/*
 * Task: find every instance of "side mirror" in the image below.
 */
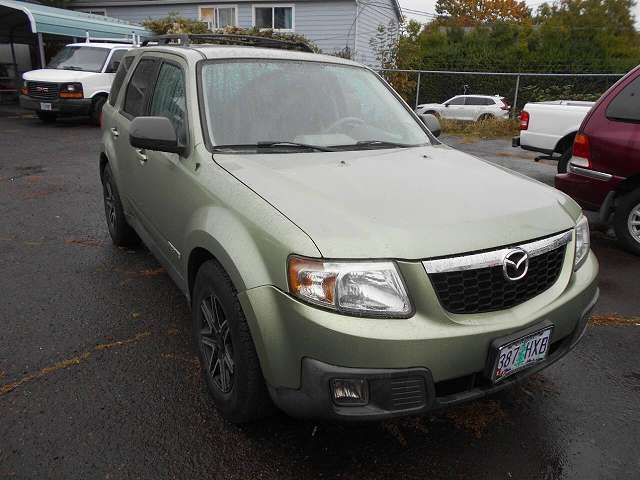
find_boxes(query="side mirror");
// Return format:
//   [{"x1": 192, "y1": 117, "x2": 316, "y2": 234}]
[
  {"x1": 105, "y1": 61, "x2": 120, "y2": 73},
  {"x1": 421, "y1": 113, "x2": 441, "y2": 138},
  {"x1": 444, "y1": 103, "x2": 449, "y2": 108},
  {"x1": 129, "y1": 116, "x2": 184, "y2": 155}
]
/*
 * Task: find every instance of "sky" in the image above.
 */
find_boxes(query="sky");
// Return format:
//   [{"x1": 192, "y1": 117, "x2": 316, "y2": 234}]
[{"x1": 398, "y1": 0, "x2": 640, "y2": 28}]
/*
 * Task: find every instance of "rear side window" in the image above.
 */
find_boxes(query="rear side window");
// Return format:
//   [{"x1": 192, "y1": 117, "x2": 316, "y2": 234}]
[
  {"x1": 123, "y1": 58, "x2": 158, "y2": 118},
  {"x1": 109, "y1": 55, "x2": 134, "y2": 106},
  {"x1": 606, "y1": 75, "x2": 640, "y2": 122}
]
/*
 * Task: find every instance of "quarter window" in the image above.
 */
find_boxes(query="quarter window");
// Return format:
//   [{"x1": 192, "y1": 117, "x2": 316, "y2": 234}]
[
  {"x1": 123, "y1": 58, "x2": 158, "y2": 118},
  {"x1": 254, "y1": 5, "x2": 294, "y2": 30},
  {"x1": 199, "y1": 5, "x2": 237, "y2": 29},
  {"x1": 150, "y1": 63, "x2": 187, "y2": 146},
  {"x1": 606, "y1": 75, "x2": 640, "y2": 123}
]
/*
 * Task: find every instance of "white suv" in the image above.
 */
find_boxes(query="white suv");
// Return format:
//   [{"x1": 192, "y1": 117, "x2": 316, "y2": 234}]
[
  {"x1": 20, "y1": 39, "x2": 134, "y2": 124},
  {"x1": 417, "y1": 95, "x2": 511, "y2": 122}
]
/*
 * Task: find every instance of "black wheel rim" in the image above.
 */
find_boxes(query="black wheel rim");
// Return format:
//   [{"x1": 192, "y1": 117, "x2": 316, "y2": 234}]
[
  {"x1": 199, "y1": 295, "x2": 234, "y2": 394},
  {"x1": 103, "y1": 181, "x2": 116, "y2": 231}
]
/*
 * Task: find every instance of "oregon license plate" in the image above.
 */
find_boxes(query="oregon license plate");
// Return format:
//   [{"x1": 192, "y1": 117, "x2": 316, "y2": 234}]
[
  {"x1": 40, "y1": 102, "x2": 52, "y2": 111},
  {"x1": 491, "y1": 326, "x2": 553, "y2": 382}
]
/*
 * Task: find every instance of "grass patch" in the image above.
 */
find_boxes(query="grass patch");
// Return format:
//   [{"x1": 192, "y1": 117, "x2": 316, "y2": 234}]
[{"x1": 440, "y1": 117, "x2": 519, "y2": 140}]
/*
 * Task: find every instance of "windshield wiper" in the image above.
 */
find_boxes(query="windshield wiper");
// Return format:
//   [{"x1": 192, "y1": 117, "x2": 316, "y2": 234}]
[
  {"x1": 61, "y1": 66, "x2": 83, "y2": 71},
  {"x1": 212, "y1": 142, "x2": 336, "y2": 153},
  {"x1": 352, "y1": 140, "x2": 414, "y2": 149}
]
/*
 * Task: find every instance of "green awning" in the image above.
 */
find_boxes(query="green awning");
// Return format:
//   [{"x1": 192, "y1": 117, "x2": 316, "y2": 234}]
[{"x1": 0, "y1": 0, "x2": 149, "y2": 43}]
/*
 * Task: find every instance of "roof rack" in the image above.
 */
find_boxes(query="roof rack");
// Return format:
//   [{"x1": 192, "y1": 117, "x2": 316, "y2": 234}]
[{"x1": 140, "y1": 34, "x2": 314, "y2": 53}]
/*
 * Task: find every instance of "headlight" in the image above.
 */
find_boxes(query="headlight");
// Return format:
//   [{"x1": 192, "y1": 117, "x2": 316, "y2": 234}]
[
  {"x1": 287, "y1": 256, "x2": 412, "y2": 317},
  {"x1": 574, "y1": 215, "x2": 590, "y2": 271},
  {"x1": 59, "y1": 83, "x2": 84, "y2": 98}
]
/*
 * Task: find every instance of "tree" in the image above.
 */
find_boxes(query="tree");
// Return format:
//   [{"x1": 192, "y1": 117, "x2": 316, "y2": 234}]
[{"x1": 435, "y1": 0, "x2": 531, "y2": 25}]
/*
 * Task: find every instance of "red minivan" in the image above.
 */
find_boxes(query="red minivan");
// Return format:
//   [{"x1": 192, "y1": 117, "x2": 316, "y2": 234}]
[{"x1": 555, "y1": 65, "x2": 640, "y2": 255}]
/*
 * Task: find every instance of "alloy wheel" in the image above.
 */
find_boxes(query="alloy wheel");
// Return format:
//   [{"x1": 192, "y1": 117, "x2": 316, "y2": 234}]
[
  {"x1": 628, "y1": 202, "x2": 640, "y2": 244},
  {"x1": 199, "y1": 295, "x2": 235, "y2": 394}
]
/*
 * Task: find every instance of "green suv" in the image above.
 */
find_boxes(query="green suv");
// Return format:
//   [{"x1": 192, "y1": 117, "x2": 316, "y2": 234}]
[{"x1": 100, "y1": 35, "x2": 599, "y2": 422}]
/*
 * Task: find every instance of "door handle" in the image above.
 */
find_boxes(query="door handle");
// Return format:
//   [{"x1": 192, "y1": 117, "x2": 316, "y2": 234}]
[
  {"x1": 110, "y1": 127, "x2": 119, "y2": 138},
  {"x1": 135, "y1": 149, "x2": 147, "y2": 163}
]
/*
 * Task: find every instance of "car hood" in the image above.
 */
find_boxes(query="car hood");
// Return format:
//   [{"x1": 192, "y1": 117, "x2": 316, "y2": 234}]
[
  {"x1": 23, "y1": 69, "x2": 100, "y2": 82},
  {"x1": 215, "y1": 145, "x2": 579, "y2": 259}
]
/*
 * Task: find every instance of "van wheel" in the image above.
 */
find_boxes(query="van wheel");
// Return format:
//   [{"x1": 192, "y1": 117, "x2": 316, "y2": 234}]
[
  {"x1": 557, "y1": 145, "x2": 572, "y2": 174},
  {"x1": 192, "y1": 260, "x2": 273, "y2": 423},
  {"x1": 101, "y1": 164, "x2": 139, "y2": 247},
  {"x1": 37, "y1": 111, "x2": 57, "y2": 123},
  {"x1": 90, "y1": 96, "x2": 106, "y2": 126},
  {"x1": 613, "y1": 189, "x2": 640, "y2": 256}
]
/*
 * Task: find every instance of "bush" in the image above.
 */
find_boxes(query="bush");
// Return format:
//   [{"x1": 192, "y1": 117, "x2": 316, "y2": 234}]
[{"x1": 440, "y1": 117, "x2": 519, "y2": 139}]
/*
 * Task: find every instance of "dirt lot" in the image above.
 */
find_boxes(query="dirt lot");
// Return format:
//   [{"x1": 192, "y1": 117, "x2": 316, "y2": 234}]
[{"x1": 1, "y1": 109, "x2": 639, "y2": 479}]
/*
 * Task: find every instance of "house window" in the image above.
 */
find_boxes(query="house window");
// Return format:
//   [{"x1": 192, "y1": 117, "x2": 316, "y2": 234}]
[
  {"x1": 199, "y1": 5, "x2": 238, "y2": 29},
  {"x1": 79, "y1": 8, "x2": 107, "y2": 16},
  {"x1": 253, "y1": 5, "x2": 294, "y2": 30}
]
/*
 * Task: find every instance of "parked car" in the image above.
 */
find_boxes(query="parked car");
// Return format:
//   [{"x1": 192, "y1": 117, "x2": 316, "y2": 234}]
[
  {"x1": 556, "y1": 65, "x2": 640, "y2": 255},
  {"x1": 20, "y1": 38, "x2": 134, "y2": 124},
  {"x1": 100, "y1": 35, "x2": 598, "y2": 423},
  {"x1": 416, "y1": 95, "x2": 510, "y2": 122},
  {"x1": 513, "y1": 100, "x2": 594, "y2": 173}
]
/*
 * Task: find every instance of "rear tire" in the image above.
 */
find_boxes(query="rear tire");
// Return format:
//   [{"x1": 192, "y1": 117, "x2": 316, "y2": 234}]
[
  {"x1": 37, "y1": 111, "x2": 57, "y2": 123},
  {"x1": 613, "y1": 189, "x2": 640, "y2": 256},
  {"x1": 90, "y1": 96, "x2": 106, "y2": 126},
  {"x1": 192, "y1": 260, "x2": 273, "y2": 423},
  {"x1": 101, "y1": 164, "x2": 140, "y2": 247},
  {"x1": 557, "y1": 145, "x2": 572, "y2": 174},
  {"x1": 478, "y1": 113, "x2": 494, "y2": 122}
]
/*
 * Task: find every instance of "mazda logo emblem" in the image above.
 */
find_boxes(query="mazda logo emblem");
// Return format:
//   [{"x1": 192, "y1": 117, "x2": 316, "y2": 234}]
[{"x1": 503, "y1": 248, "x2": 529, "y2": 281}]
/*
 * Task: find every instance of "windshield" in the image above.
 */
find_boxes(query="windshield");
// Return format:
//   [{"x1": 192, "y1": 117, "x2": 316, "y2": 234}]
[
  {"x1": 200, "y1": 60, "x2": 431, "y2": 151},
  {"x1": 47, "y1": 46, "x2": 110, "y2": 73}
]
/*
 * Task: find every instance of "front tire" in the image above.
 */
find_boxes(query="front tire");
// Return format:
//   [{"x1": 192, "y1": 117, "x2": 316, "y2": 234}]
[
  {"x1": 614, "y1": 189, "x2": 640, "y2": 256},
  {"x1": 101, "y1": 164, "x2": 139, "y2": 247},
  {"x1": 192, "y1": 260, "x2": 272, "y2": 423},
  {"x1": 36, "y1": 111, "x2": 57, "y2": 123}
]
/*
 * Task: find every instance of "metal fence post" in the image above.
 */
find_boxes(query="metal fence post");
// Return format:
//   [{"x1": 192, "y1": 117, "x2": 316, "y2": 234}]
[
  {"x1": 415, "y1": 71, "x2": 421, "y2": 110},
  {"x1": 512, "y1": 74, "x2": 520, "y2": 119}
]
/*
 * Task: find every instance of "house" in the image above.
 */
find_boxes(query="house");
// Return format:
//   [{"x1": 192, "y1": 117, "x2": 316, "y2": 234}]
[{"x1": 69, "y1": 0, "x2": 402, "y2": 66}]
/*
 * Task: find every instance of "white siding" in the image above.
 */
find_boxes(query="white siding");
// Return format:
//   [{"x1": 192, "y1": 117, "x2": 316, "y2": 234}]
[
  {"x1": 354, "y1": 0, "x2": 399, "y2": 66},
  {"x1": 71, "y1": 1, "x2": 358, "y2": 56}
]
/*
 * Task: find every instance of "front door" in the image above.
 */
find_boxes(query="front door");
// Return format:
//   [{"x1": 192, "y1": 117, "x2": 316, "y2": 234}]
[{"x1": 442, "y1": 96, "x2": 466, "y2": 120}]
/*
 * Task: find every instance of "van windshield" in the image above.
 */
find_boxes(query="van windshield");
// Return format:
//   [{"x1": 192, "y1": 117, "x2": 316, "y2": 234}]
[
  {"x1": 47, "y1": 46, "x2": 110, "y2": 73},
  {"x1": 200, "y1": 59, "x2": 431, "y2": 152}
]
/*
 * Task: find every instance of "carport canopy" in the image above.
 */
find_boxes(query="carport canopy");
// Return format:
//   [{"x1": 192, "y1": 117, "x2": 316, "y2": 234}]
[{"x1": 0, "y1": 0, "x2": 148, "y2": 43}]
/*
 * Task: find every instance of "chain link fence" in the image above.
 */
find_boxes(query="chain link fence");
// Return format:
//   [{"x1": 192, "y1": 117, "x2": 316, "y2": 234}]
[{"x1": 378, "y1": 69, "x2": 625, "y2": 117}]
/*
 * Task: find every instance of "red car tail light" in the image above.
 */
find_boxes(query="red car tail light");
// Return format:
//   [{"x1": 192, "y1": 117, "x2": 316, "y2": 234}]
[
  {"x1": 572, "y1": 133, "x2": 591, "y2": 167},
  {"x1": 519, "y1": 111, "x2": 529, "y2": 130}
]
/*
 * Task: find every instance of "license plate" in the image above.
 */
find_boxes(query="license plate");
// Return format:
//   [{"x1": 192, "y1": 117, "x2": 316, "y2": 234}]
[
  {"x1": 40, "y1": 102, "x2": 52, "y2": 111},
  {"x1": 491, "y1": 326, "x2": 553, "y2": 382}
]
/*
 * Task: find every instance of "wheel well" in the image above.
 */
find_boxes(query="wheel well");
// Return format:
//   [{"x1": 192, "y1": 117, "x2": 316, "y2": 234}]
[
  {"x1": 615, "y1": 173, "x2": 640, "y2": 197},
  {"x1": 99, "y1": 152, "x2": 108, "y2": 181},
  {"x1": 188, "y1": 247, "x2": 216, "y2": 302},
  {"x1": 554, "y1": 132, "x2": 576, "y2": 154}
]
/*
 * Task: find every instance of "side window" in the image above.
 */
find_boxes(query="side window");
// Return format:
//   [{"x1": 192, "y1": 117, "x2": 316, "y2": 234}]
[
  {"x1": 149, "y1": 62, "x2": 187, "y2": 146},
  {"x1": 123, "y1": 58, "x2": 158, "y2": 118},
  {"x1": 105, "y1": 49, "x2": 126, "y2": 73},
  {"x1": 606, "y1": 75, "x2": 640, "y2": 122},
  {"x1": 465, "y1": 97, "x2": 483, "y2": 106},
  {"x1": 109, "y1": 55, "x2": 134, "y2": 106},
  {"x1": 446, "y1": 97, "x2": 465, "y2": 106}
]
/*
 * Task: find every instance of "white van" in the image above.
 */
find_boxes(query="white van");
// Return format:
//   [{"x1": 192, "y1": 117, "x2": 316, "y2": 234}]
[{"x1": 20, "y1": 38, "x2": 135, "y2": 124}]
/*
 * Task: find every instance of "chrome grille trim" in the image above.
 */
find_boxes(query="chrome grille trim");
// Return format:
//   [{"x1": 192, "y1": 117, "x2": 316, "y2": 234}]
[
  {"x1": 422, "y1": 230, "x2": 573, "y2": 274},
  {"x1": 26, "y1": 81, "x2": 60, "y2": 101}
]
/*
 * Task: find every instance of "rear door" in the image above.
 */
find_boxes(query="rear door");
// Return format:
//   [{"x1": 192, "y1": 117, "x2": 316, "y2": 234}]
[
  {"x1": 586, "y1": 71, "x2": 640, "y2": 177},
  {"x1": 465, "y1": 97, "x2": 485, "y2": 121}
]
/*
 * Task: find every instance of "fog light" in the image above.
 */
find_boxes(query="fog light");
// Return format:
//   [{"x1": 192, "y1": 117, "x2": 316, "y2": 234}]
[{"x1": 331, "y1": 378, "x2": 368, "y2": 406}]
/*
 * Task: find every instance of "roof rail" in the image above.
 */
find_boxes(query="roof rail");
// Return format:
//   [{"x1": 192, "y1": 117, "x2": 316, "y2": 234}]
[{"x1": 140, "y1": 34, "x2": 314, "y2": 53}]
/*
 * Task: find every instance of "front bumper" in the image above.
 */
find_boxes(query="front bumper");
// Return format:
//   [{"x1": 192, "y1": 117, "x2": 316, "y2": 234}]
[
  {"x1": 238, "y1": 249, "x2": 598, "y2": 420},
  {"x1": 19, "y1": 95, "x2": 93, "y2": 115},
  {"x1": 271, "y1": 288, "x2": 597, "y2": 420}
]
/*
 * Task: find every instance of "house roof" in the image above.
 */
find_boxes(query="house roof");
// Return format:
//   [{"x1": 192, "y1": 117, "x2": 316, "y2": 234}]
[{"x1": 0, "y1": 0, "x2": 148, "y2": 43}]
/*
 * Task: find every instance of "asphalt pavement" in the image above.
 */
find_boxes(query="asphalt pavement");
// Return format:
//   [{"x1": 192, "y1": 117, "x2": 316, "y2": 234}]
[{"x1": 1, "y1": 108, "x2": 639, "y2": 479}]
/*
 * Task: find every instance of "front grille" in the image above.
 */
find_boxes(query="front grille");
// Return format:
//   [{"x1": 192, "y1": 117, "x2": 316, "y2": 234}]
[
  {"x1": 390, "y1": 376, "x2": 427, "y2": 410},
  {"x1": 428, "y1": 244, "x2": 567, "y2": 314},
  {"x1": 27, "y1": 81, "x2": 59, "y2": 100}
]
